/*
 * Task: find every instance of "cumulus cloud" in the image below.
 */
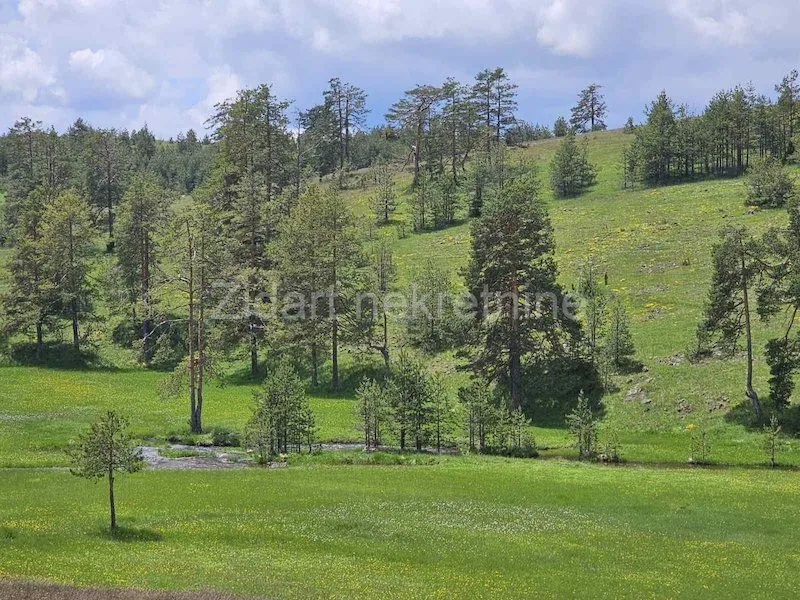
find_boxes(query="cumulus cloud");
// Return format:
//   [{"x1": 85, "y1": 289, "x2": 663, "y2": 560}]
[
  {"x1": 186, "y1": 65, "x2": 243, "y2": 131},
  {"x1": 68, "y1": 47, "x2": 154, "y2": 99},
  {"x1": 0, "y1": 0, "x2": 798, "y2": 136},
  {"x1": 0, "y1": 34, "x2": 55, "y2": 102}
]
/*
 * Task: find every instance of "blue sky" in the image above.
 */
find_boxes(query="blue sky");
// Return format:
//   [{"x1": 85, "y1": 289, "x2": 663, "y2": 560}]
[{"x1": 1, "y1": 0, "x2": 798, "y2": 138}]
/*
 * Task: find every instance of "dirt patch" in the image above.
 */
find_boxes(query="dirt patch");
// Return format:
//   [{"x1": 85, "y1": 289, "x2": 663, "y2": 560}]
[
  {"x1": 0, "y1": 580, "x2": 259, "y2": 600},
  {"x1": 138, "y1": 446, "x2": 252, "y2": 470},
  {"x1": 657, "y1": 353, "x2": 684, "y2": 366}
]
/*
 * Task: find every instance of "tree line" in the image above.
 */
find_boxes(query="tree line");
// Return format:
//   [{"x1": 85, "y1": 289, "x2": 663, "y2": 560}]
[
  {"x1": 623, "y1": 70, "x2": 800, "y2": 186},
  {"x1": 0, "y1": 70, "x2": 637, "y2": 437}
]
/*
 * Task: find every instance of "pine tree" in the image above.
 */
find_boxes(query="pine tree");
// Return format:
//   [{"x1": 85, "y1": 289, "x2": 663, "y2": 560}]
[
  {"x1": 86, "y1": 128, "x2": 129, "y2": 246},
  {"x1": 550, "y1": 131, "x2": 597, "y2": 197},
  {"x1": 1, "y1": 186, "x2": 56, "y2": 359},
  {"x1": 566, "y1": 390, "x2": 598, "y2": 459},
  {"x1": 386, "y1": 85, "x2": 441, "y2": 184},
  {"x1": 159, "y1": 199, "x2": 227, "y2": 433},
  {"x1": 275, "y1": 185, "x2": 365, "y2": 390},
  {"x1": 697, "y1": 227, "x2": 764, "y2": 420},
  {"x1": 577, "y1": 259, "x2": 607, "y2": 357},
  {"x1": 472, "y1": 68, "x2": 518, "y2": 151},
  {"x1": 352, "y1": 238, "x2": 395, "y2": 368},
  {"x1": 603, "y1": 295, "x2": 635, "y2": 371},
  {"x1": 636, "y1": 91, "x2": 677, "y2": 184},
  {"x1": 115, "y1": 172, "x2": 169, "y2": 360},
  {"x1": 40, "y1": 189, "x2": 95, "y2": 351},
  {"x1": 465, "y1": 172, "x2": 578, "y2": 410},
  {"x1": 355, "y1": 378, "x2": 389, "y2": 451},
  {"x1": 745, "y1": 155, "x2": 795, "y2": 208},
  {"x1": 324, "y1": 78, "x2": 369, "y2": 171},
  {"x1": 386, "y1": 351, "x2": 434, "y2": 450},
  {"x1": 243, "y1": 362, "x2": 311, "y2": 459},
  {"x1": 553, "y1": 116, "x2": 569, "y2": 138},
  {"x1": 458, "y1": 379, "x2": 495, "y2": 452},
  {"x1": 404, "y1": 257, "x2": 457, "y2": 352},
  {"x1": 68, "y1": 411, "x2": 142, "y2": 531},
  {"x1": 570, "y1": 84, "x2": 607, "y2": 132},
  {"x1": 371, "y1": 163, "x2": 396, "y2": 224}
]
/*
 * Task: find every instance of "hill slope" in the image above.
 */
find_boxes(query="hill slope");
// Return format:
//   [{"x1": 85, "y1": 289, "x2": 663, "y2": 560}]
[{"x1": 1, "y1": 130, "x2": 799, "y2": 467}]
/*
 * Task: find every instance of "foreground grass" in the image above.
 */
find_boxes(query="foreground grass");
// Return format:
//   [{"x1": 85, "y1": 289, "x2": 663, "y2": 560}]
[{"x1": 1, "y1": 458, "x2": 799, "y2": 599}]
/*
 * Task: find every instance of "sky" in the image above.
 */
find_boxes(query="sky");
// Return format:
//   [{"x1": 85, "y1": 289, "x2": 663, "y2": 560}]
[{"x1": 0, "y1": 0, "x2": 798, "y2": 138}]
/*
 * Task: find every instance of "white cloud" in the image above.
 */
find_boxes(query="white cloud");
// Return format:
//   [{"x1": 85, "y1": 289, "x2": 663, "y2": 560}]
[
  {"x1": 68, "y1": 47, "x2": 154, "y2": 99},
  {"x1": 668, "y1": 0, "x2": 794, "y2": 47},
  {"x1": 1, "y1": 0, "x2": 799, "y2": 136},
  {"x1": 535, "y1": 0, "x2": 604, "y2": 57},
  {"x1": 186, "y1": 65, "x2": 243, "y2": 131},
  {"x1": 0, "y1": 34, "x2": 55, "y2": 102}
]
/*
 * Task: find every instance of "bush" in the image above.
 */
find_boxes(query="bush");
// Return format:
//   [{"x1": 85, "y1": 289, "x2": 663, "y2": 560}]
[
  {"x1": 211, "y1": 427, "x2": 241, "y2": 448},
  {"x1": 687, "y1": 424, "x2": 712, "y2": 465},
  {"x1": 746, "y1": 156, "x2": 795, "y2": 208},
  {"x1": 566, "y1": 391, "x2": 598, "y2": 459}
]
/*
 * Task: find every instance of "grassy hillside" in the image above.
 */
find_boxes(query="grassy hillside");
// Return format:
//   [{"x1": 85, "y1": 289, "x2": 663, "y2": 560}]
[{"x1": 1, "y1": 130, "x2": 799, "y2": 468}]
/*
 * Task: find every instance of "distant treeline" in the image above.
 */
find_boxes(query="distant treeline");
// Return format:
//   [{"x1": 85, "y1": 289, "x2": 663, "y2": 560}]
[{"x1": 622, "y1": 70, "x2": 800, "y2": 187}]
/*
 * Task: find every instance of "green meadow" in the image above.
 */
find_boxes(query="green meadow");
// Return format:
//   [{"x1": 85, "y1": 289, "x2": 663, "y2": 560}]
[{"x1": 1, "y1": 459, "x2": 799, "y2": 599}]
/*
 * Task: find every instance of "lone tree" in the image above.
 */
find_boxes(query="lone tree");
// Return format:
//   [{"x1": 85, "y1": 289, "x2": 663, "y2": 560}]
[
  {"x1": 553, "y1": 116, "x2": 569, "y2": 137},
  {"x1": 570, "y1": 84, "x2": 607, "y2": 132},
  {"x1": 696, "y1": 227, "x2": 764, "y2": 420},
  {"x1": 371, "y1": 163, "x2": 397, "y2": 224},
  {"x1": 550, "y1": 131, "x2": 597, "y2": 198},
  {"x1": 68, "y1": 411, "x2": 142, "y2": 532},
  {"x1": 604, "y1": 295, "x2": 636, "y2": 371}
]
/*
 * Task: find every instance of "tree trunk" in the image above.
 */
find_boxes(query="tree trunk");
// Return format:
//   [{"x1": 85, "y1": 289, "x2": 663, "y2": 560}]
[
  {"x1": 71, "y1": 299, "x2": 80, "y2": 351},
  {"x1": 108, "y1": 469, "x2": 116, "y2": 531},
  {"x1": 36, "y1": 321, "x2": 43, "y2": 360},
  {"x1": 195, "y1": 243, "x2": 206, "y2": 434},
  {"x1": 508, "y1": 276, "x2": 522, "y2": 411},
  {"x1": 741, "y1": 250, "x2": 763, "y2": 421},
  {"x1": 187, "y1": 222, "x2": 199, "y2": 433},
  {"x1": 311, "y1": 343, "x2": 319, "y2": 387},
  {"x1": 381, "y1": 312, "x2": 390, "y2": 369},
  {"x1": 250, "y1": 328, "x2": 259, "y2": 378},
  {"x1": 331, "y1": 316, "x2": 339, "y2": 391}
]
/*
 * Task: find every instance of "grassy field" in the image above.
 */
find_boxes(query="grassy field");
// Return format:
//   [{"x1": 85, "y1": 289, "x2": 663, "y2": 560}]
[{"x1": 1, "y1": 458, "x2": 800, "y2": 599}]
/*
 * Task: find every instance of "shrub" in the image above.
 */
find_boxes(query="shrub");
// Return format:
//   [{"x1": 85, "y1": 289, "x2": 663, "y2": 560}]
[
  {"x1": 687, "y1": 424, "x2": 711, "y2": 465},
  {"x1": 746, "y1": 156, "x2": 795, "y2": 208},
  {"x1": 211, "y1": 427, "x2": 241, "y2": 448},
  {"x1": 598, "y1": 427, "x2": 622, "y2": 463},
  {"x1": 566, "y1": 391, "x2": 598, "y2": 459},
  {"x1": 764, "y1": 414, "x2": 782, "y2": 468}
]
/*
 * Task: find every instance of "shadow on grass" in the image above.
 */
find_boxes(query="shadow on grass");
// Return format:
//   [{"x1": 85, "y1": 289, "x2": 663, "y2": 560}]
[
  {"x1": 94, "y1": 526, "x2": 164, "y2": 543},
  {"x1": 522, "y1": 357, "x2": 605, "y2": 427},
  {"x1": 5, "y1": 343, "x2": 123, "y2": 372}
]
